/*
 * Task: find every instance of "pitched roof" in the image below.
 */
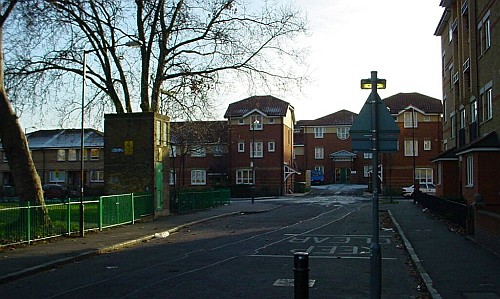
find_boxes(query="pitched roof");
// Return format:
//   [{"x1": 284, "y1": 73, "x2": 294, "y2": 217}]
[
  {"x1": 296, "y1": 110, "x2": 357, "y2": 126},
  {"x1": 224, "y1": 95, "x2": 293, "y2": 118},
  {"x1": 383, "y1": 93, "x2": 442, "y2": 114},
  {"x1": 456, "y1": 131, "x2": 499, "y2": 155},
  {"x1": 26, "y1": 129, "x2": 104, "y2": 149}
]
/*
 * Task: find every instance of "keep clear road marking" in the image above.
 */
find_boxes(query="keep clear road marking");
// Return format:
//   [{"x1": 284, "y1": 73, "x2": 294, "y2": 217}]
[{"x1": 250, "y1": 234, "x2": 398, "y2": 260}]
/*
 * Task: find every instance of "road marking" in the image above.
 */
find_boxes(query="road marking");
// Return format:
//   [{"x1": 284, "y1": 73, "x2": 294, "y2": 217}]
[
  {"x1": 273, "y1": 279, "x2": 316, "y2": 287},
  {"x1": 248, "y1": 254, "x2": 398, "y2": 260}
]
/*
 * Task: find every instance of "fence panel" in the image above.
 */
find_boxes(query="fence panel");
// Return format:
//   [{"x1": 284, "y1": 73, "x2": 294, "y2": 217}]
[
  {"x1": 172, "y1": 189, "x2": 230, "y2": 213},
  {"x1": 414, "y1": 192, "x2": 467, "y2": 227}
]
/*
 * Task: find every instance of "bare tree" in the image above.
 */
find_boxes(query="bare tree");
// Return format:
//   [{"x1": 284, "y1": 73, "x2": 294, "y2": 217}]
[
  {"x1": 5, "y1": 0, "x2": 308, "y2": 124},
  {"x1": 0, "y1": 0, "x2": 49, "y2": 220}
]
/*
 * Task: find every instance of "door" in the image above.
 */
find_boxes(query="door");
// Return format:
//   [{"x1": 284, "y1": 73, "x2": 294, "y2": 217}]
[{"x1": 155, "y1": 162, "x2": 163, "y2": 211}]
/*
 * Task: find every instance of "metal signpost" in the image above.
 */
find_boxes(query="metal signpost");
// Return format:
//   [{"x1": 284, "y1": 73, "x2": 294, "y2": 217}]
[{"x1": 351, "y1": 71, "x2": 399, "y2": 299}]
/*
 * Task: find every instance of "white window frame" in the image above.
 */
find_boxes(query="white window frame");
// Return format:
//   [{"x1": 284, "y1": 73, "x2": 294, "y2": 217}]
[
  {"x1": 313, "y1": 127, "x2": 324, "y2": 138},
  {"x1": 68, "y1": 149, "x2": 77, "y2": 161},
  {"x1": 416, "y1": 168, "x2": 433, "y2": 183},
  {"x1": 364, "y1": 153, "x2": 372, "y2": 159},
  {"x1": 238, "y1": 142, "x2": 245, "y2": 153},
  {"x1": 404, "y1": 140, "x2": 418, "y2": 157},
  {"x1": 450, "y1": 114, "x2": 456, "y2": 139},
  {"x1": 238, "y1": 119, "x2": 244, "y2": 125},
  {"x1": 250, "y1": 115, "x2": 263, "y2": 130},
  {"x1": 337, "y1": 127, "x2": 350, "y2": 140},
  {"x1": 49, "y1": 171, "x2": 66, "y2": 183},
  {"x1": 268, "y1": 141, "x2": 275, "y2": 152},
  {"x1": 250, "y1": 142, "x2": 263, "y2": 158},
  {"x1": 470, "y1": 99, "x2": 478, "y2": 123},
  {"x1": 460, "y1": 108, "x2": 466, "y2": 129},
  {"x1": 191, "y1": 146, "x2": 206, "y2": 157},
  {"x1": 191, "y1": 170, "x2": 206, "y2": 185},
  {"x1": 169, "y1": 169, "x2": 176, "y2": 185},
  {"x1": 90, "y1": 170, "x2": 104, "y2": 182},
  {"x1": 90, "y1": 148, "x2": 99, "y2": 160},
  {"x1": 314, "y1": 147, "x2": 324, "y2": 159},
  {"x1": 423, "y1": 139, "x2": 431, "y2": 151},
  {"x1": 236, "y1": 169, "x2": 253, "y2": 185},
  {"x1": 364, "y1": 165, "x2": 372, "y2": 178},
  {"x1": 466, "y1": 155, "x2": 473, "y2": 187},
  {"x1": 169, "y1": 145, "x2": 177, "y2": 157},
  {"x1": 57, "y1": 149, "x2": 66, "y2": 162},
  {"x1": 404, "y1": 111, "x2": 417, "y2": 128},
  {"x1": 213, "y1": 144, "x2": 223, "y2": 157},
  {"x1": 314, "y1": 165, "x2": 324, "y2": 174}
]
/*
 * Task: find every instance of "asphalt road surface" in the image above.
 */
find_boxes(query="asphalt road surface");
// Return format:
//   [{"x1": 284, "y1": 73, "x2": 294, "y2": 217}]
[{"x1": 1, "y1": 187, "x2": 421, "y2": 298}]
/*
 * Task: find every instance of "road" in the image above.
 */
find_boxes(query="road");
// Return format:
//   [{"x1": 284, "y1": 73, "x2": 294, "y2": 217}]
[{"x1": 0, "y1": 185, "x2": 421, "y2": 298}]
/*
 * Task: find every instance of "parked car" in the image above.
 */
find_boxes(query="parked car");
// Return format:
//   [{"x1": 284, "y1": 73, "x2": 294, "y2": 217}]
[
  {"x1": 402, "y1": 182, "x2": 436, "y2": 197},
  {"x1": 43, "y1": 184, "x2": 71, "y2": 199}
]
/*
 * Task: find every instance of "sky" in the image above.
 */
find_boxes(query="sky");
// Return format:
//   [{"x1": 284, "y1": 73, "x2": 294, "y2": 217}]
[
  {"x1": 19, "y1": 0, "x2": 445, "y2": 130},
  {"x1": 216, "y1": 0, "x2": 445, "y2": 122}
]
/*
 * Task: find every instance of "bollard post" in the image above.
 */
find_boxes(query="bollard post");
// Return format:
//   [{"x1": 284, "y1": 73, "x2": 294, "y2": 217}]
[{"x1": 294, "y1": 252, "x2": 309, "y2": 299}]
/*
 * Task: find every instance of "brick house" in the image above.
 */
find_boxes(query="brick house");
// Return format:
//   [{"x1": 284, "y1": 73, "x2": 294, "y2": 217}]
[
  {"x1": 224, "y1": 95, "x2": 297, "y2": 197},
  {"x1": 168, "y1": 121, "x2": 230, "y2": 190},
  {"x1": 433, "y1": 0, "x2": 499, "y2": 251},
  {"x1": 294, "y1": 110, "x2": 369, "y2": 185},
  {"x1": 0, "y1": 129, "x2": 104, "y2": 196},
  {"x1": 382, "y1": 93, "x2": 443, "y2": 191}
]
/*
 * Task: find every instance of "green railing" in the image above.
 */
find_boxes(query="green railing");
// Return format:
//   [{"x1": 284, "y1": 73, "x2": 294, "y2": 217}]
[
  {"x1": 171, "y1": 189, "x2": 231, "y2": 213},
  {"x1": 0, "y1": 193, "x2": 154, "y2": 247}
]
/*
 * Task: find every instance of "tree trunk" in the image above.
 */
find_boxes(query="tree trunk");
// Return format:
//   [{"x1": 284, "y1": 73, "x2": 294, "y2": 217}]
[{"x1": 0, "y1": 26, "x2": 49, "y2": 222}]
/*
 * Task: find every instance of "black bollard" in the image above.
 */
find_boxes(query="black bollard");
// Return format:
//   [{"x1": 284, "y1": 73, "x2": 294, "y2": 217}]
[{"x1": 294, "y1": 252, "x2": 309, "y2": 299}]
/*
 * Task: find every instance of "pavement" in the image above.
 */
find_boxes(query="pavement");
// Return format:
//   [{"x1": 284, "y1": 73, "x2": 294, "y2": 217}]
[{"x1": 1, "y1": 197, "x2": 499, "y2": 299}]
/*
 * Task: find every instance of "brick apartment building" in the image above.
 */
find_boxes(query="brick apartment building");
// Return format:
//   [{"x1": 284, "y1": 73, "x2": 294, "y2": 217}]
[
  {"x1": 294, "y1": 93, "x2": 442, "y2": 192},
  {"x1": 168, "y1": 121, "x2": 230, "y2": 190},
  {"x1": 224, "y1": 95, "x2": 297, "y2": 197},
  {"x1": 383, "y1": 93, "x2": 443, "y2": 190},
  {"x1": 0, "y1": 129, "x2": 105, "y2": 196},
  {"x1": 433, "y1": 0, "x2": 499, "y2": 251}
]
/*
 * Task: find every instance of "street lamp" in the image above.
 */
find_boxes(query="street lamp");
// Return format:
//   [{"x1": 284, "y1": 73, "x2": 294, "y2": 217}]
[
  {"x1": 251, "y1": 118, "x2": 259, "y2": 204},
  {"x1": 80, "y1": 40, "x2": 141, "y2": 237}
]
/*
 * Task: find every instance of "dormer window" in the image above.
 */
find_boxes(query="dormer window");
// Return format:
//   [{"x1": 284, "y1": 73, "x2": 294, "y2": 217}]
[{"x1": 250, "y1": 115, "x2": 263, "y2": 130}]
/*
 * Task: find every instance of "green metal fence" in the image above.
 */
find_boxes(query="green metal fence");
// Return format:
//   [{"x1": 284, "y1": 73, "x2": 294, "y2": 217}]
[
  {"x1": 171, "y1": 189, "x2": 231, "y2": 213},
  {"x1": 0, "y1": 193, "x2": 154, "y2": 247}
]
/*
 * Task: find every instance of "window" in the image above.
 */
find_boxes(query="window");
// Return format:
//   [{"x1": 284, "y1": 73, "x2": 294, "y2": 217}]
[
  {"x1": 364, "y1": 153, "x2": 372, "y2": 159},
  {"x1": 250, "y1": 142, "x2": 263, "y2": 158},
  {"x1": 236, "y1": 169, "x2": 253, "y2": 184},
  {"x1": 214, "y1": 145, "x2": 223, "y2": 156},
  {"x1": 57, "y1": 149, "x2": 66, "y2": 161},
  {"x1": 314, "y1": 147, "x2": 324, "y2": 159},
  {"x1": 314, "y1": 165, "x2": 324, "y2": 173},
  {"x1": 479, "y1": 13, "x2": 491, "y2": 54},
  {"x1": 364, "y1": 165, "x2": 372, "y2": 178},
  {"x1": 404, "y1": 111, "x2": 417, "y2": 128},
  {"x1": 268, "y1": 141, "x2": 275, "y2": 152},
  {"x1": 238, "y1": 119, "x2": 244, "y2": 125},
  {"x1": 68, "y1": 149, "x2": 77, "y2": 161},
  {"x1": 191, "y1": 146, "x2": 206, "y2": 157},
  {"x1": 156, "y1": 120, "x2": 161, "y2": 145},
  {"x1": 238, "y1": 142, "x2": 245, "y2": 153},
  {"x1": 466, "y1": 155, "x2": 473, "y2": 186},
  {"x1": 90, "y1": 149, "x2": 99, "y2": 160},
  {"x1": 460, "y1": 108, "x2": 466, "y2": 129},
  {"x1": 337, "y1": 127, "x2": 350, "y2": 140},
  {"x1": 437, "y1": 162, "x2": 442, "y2": 185},
  {"x1": 404, "y1": 140, "x2": 418, "y2": 156},
  {"x1": 416, "y1": 168, "x2": 433, "y2": 183},
  {"x1": 49, "y1": 171, "x2": 66, "y2": 183},
  {"x1": 443, "y1": 98, "x2": 447, "y2": 122},
  {"x1": 450, "y1": 114, "x2": 456, "y2": 138},
  {"x1": 250, "y1": 115, "x2": 263, "y2": 130},
  {"x1": 269, "y1": 118, "x2": 275, "y2": 124},
  {"x1": 169, "y1": 170, "x2": 176, "y2": 185},
  {"x1": 90, "y1": 170, "x2": 104, "y2": 182},
  {"x1": 470, "y1": 99, "x2": 477, "y2": 123},
  {"x1": 163, "y1": 122, "x2": 168, "y2": 146},
  {"x1": 169, "y1": 145, "x2": 177, "y2": 157},
  {"x1": 313, "y1": 127, "x2": 324, "y2": 138},
  {"x1": 191, "y1": 170, "x2": 206, "y2": 185},
  {"x1": 424, "y1": 139, "x2": 431, "y2": 151},
  {"x1": 480, "y1": 85, "x2": 493, "y2": 122}
]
